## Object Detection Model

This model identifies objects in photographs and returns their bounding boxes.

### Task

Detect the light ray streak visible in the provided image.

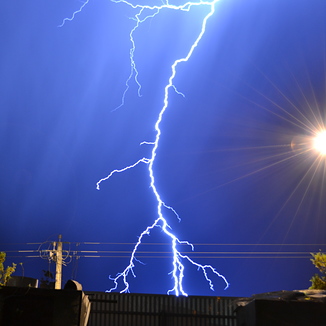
[230,64,325,136]
[253,67,318,134]
[282,155,325,241]
[288,68,324,132]
[62,0,229,296]
[192,145,314,198]
[242,83,316,135]
[221,144,308,174]
[258,155,322,240]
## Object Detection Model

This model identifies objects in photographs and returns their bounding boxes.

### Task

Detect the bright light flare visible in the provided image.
[313,130,326,155]
[291,129,326,157]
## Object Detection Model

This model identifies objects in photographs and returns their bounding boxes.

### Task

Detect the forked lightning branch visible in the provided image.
[60,0,229,296]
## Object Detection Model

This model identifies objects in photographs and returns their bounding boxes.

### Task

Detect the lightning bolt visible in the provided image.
[61,0,229,296]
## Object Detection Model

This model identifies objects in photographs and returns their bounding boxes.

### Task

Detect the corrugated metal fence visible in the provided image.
[85,292,238,326]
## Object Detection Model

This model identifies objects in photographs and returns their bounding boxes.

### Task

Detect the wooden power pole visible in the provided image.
[55,234,63,289]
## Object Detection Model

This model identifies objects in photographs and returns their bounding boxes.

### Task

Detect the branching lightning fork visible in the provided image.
[61,0,229,296]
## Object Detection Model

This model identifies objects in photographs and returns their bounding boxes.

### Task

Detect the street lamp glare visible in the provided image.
[313,130,326,155]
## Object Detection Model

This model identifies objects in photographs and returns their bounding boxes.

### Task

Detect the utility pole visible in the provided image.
[54,234,63,289]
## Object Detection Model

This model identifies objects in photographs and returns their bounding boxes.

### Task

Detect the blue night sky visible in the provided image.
[1,0,326,297]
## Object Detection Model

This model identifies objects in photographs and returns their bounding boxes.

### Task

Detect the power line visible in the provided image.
[2,242,326,246]
[2,241,324,261]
